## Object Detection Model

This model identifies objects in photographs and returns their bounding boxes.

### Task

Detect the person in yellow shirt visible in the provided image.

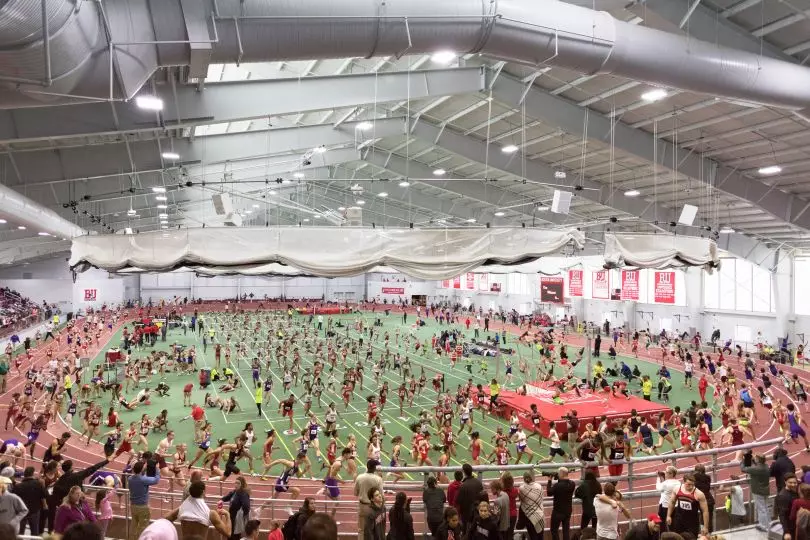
[641,375,653,401]
[254,385,263,417]
[64,373,73,399]
[489,379,501,412]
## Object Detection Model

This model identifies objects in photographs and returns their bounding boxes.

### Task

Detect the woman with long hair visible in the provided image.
[222,475,251,540]
[387,491,414,540]
[54,486,96,535]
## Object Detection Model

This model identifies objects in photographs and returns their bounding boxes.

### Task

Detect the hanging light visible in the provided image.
[501,145,519,154]
[624,189,641,197]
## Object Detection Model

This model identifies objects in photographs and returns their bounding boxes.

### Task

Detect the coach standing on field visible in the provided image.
[354,460,383,538]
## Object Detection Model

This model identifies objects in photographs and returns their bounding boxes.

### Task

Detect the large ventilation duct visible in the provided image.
[0,182,86,239]
[1,0,810,112]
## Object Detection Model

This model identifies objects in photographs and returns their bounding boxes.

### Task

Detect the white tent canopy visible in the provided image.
[603,234,720,270]
[70,227,586,280]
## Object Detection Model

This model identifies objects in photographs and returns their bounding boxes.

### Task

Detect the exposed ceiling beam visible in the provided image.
[1,119,404,187]
[0,68,483,146]
[408,118,777,266]
[489,73,810,235]
[361,148,568,226]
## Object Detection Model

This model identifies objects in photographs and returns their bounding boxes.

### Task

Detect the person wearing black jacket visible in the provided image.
[548,467,576,540]
[467,499,499,540]
[771,448,796,493]
[575,471,602,530]
[435,507,463,540]
[12,467,47,536]
[455,463,484,529]
[47,458,108,533]
[387,492,414,540]
[692,464,715,532]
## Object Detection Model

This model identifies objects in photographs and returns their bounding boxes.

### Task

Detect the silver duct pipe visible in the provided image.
[208,0,810,110]
[0,182,86,239]
[1,0,810,112]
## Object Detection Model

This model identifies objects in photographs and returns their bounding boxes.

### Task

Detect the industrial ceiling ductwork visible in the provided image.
[1,0,810,113]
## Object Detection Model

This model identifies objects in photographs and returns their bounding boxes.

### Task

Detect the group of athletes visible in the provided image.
[5,302,810,509]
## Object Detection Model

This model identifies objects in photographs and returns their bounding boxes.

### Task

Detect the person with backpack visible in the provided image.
[387,492,414,540]
[363,487,387,540]
[282,497,316,540]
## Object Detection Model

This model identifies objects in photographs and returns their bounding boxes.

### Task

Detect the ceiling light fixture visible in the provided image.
[641,88,668,102]
[161,225,168,229]
[719,225,736,234]
[38,232,50,236]
[494,211,505,217]
[624,189,641,197]
[431,50,457,64]
[161,152,180,160]
[303,218,310,222]
[466,218,477,223]
[151,187,166,193]
[293,172,305,179]
[252,204,260,208]
[338,206,346,211]
[157,204,167,209]
[399,181,410,187]
[433,168,446,176]
[155,195,167,201]
[536,205,548,212]
[554,170,567,179]
[378,192,388,198]
[313,146,327,154]
[355,122,373,131]
[0,219,6,224]
[244,210,252,214]
[17,225,26,230]
[501,144,519,154]
[357,200,366,205]
[269,190,277,195]
[135,95,163,111]
[758,165,782,175]
[127,209,137,216]
[282,179,292,184]
[158,213,168,218]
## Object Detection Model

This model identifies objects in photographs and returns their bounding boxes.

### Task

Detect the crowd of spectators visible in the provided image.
[0,288,46,334]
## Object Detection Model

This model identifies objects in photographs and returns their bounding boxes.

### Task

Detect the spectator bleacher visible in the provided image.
[0,287,49,337]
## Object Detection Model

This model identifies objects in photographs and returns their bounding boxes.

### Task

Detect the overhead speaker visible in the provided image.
[678,204,698,226]
[224,212,242,227]
[212,193,233,216]
[551,190,572,215]
[344,207,362,226]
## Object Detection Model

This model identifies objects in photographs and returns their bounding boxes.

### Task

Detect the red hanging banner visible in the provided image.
[381,287,405,295]
[592,270,610,299]
[654,271,676,304]
[466,273,475,289]
[621,270,640,301]
[540,276,565,304]
[453,276,461,289]
[441,280,450,289]
[568,269,583,297]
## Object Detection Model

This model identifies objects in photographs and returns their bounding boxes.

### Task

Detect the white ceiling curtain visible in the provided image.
[70,227,585,280]
[603,234,720,270]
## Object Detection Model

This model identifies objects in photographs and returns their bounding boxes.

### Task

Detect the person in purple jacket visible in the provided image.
[54,486,95,535]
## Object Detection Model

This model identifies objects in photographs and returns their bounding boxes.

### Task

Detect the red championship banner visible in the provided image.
[381,287,404,295]
[592,270,610,299]
[621,270,640,301]
[441,280,450,289]
[466,273,475,289]
[654,271,676,304]
[568,269,583,297]
[84,289,97,301]
[453,276,461,289]
[540,276,565,304]
[478,273,489,291]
